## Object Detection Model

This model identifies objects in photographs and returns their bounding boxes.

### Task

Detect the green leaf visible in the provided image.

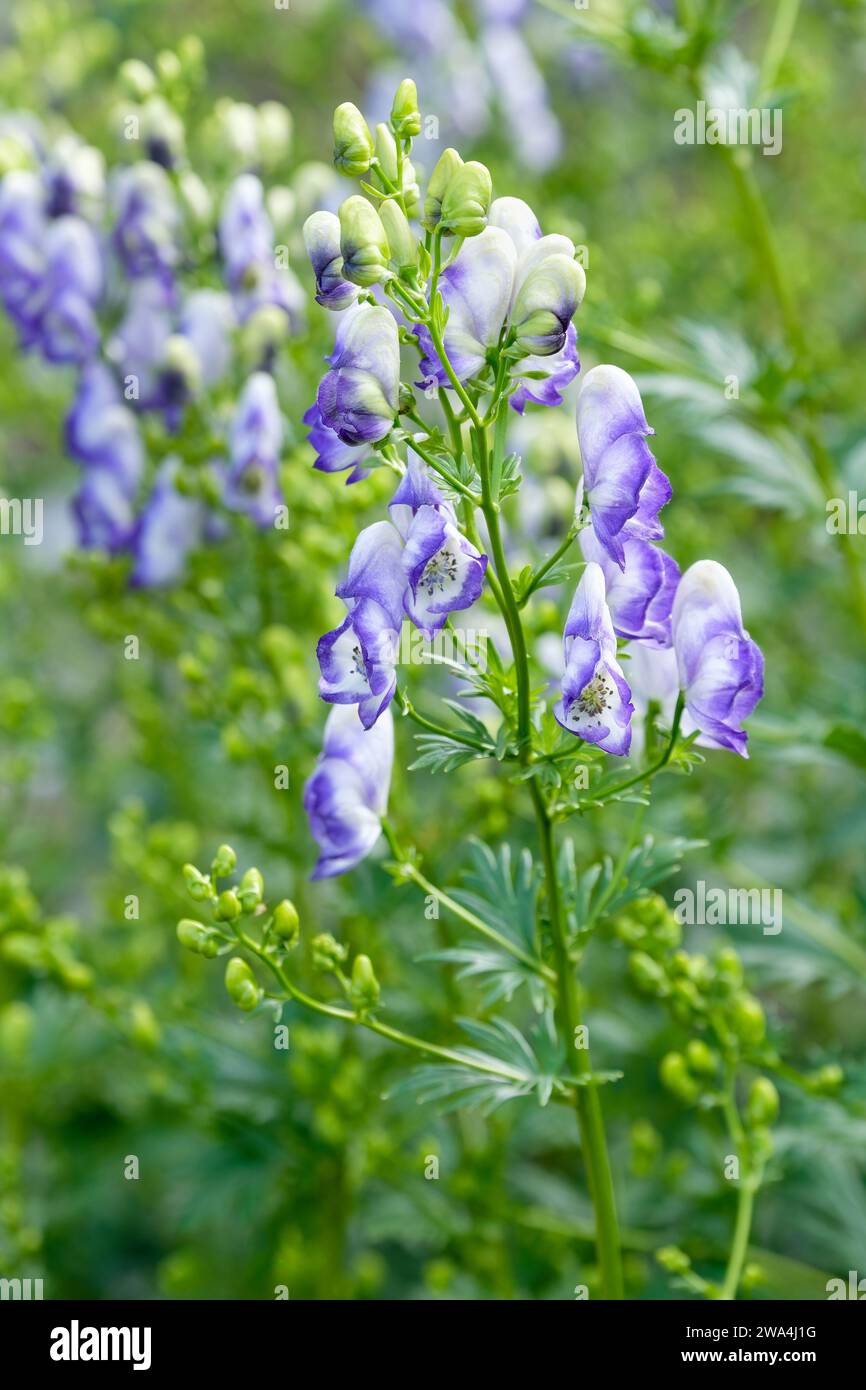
[824,723,866,772]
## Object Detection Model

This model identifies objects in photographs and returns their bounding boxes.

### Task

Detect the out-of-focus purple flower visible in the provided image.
[219,173,304,327]
[180,288,235,388]
[316,302,399,447]
[224,371,284,527]
[38,216,103,363]
[580,526,679,648]
[72,468,137,553]
[554,561,633,755]
[304,702,394,879]
[303,210,359,310]
[65,362,144,492]
[111,162,180,282]
[129,459,207,588]
[480,23,562,173]
[672,560,764,758]
[318,521,405,729]
[43,135,105,220]
[577,364,671,570]
[389,453,487,636]
[303,401,374,484]
[416,199,584,408]
[0,171,46,337]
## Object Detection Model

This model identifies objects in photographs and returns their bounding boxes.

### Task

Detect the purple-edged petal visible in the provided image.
[335,519,406,630]
[303,703,393,879]
[510,322,580,413]
[303,401,372,483]
[580,527,679,647]
[555,561,633,755]
[672,560,764,758]
[401,503,487,636]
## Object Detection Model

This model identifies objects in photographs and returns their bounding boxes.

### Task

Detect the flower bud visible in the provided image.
[656,1245,691,1276]
[215,889,242,923]
[339,195,391,286]
[119,59,157,101]
[211,844,237,878]
[177,918,220,958]
[685,1039,717,1077]
[183,863,212,902]
[391,79,421,138]
[225,956,262,1011]
[379,200,416,271]
[272,899,300,946]
[806,1063,844,1096]
[163,333,202,396]
[311,932,348,972]
[714,946,743,993]
[303,209,357,310]
[512,255,586,355]
[746,1077,779,1128]
[730,993,766,1047]
[628,950,668,996]
[333,102,374,177]
[660,1050,699,1103]
[238,867,264,913]
[350,954,380,1010]
[439,160,492,238]
[422,148,463,231]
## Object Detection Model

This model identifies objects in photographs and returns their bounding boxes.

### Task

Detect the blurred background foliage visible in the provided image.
[0,0,865,1299]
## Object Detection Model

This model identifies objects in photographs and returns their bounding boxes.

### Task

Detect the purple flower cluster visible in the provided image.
[555,364,763,757]
[416,196,585,413]
[0,121,305,584]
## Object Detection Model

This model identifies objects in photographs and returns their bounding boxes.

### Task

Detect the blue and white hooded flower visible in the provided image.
[554,560,634,755]
[304,702,394,879]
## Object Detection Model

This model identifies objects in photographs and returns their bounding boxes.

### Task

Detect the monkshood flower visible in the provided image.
[338,195,391,287]
[577,364,671,570]
[129,460,207,588]
[554,561,634,755]
[111,161,181,282]
[388,453,487,636]
[317,521,406,729]
[224,372,284,527]
[315,301,400,447]
[0,171,45,335]
[416,197,584,408]
[672,560,764,758]
[623,641,680,759]
[303,702,394,879]
[219,174,304,327]
[580,526,679,648]
[302,401,374,485]
[72,468,137,554]
[302,210,358,310]
[42,135,105,220]
[65,362,144,495]
[37,216,103,364]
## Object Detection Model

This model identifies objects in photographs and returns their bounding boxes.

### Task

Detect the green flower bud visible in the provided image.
[311,933,348,972]
[741,1263,766,1293]
[671,978,705,1021]
[614,914,647,947]
[439,160,492,238]
[183,863,212,902]
[628,950,668,996]
[177,918,220,958]
[660,1051,699,1103]
[128,1000,161,1050]
[339,195,391,286]
[422,147,463,231]
[714,946,744,993]
[350,954,380,1010]
[398,383,417,414]
[730,993,766,1047]
[656,1245,691,1276]
[806,1063,844,1096]
[685,1039,718,1077]
[272,899,300,946]
[379,199,417,271]
[225,956,262,1012]
[257,101,292,167]
[0,1002,34,1060]
[333,102,374,176]
[118,59,157,101]
[746,1077,779,1128]
[238,867,265,914]
[211,844,237,879]
[391,79,421,138]
[215,889,242,923]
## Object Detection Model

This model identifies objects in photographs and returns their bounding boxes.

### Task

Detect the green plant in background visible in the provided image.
[0,0,864,1302]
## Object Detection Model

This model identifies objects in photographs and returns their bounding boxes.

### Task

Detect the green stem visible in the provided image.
[591,692,685,804]
[530,781,624,1298]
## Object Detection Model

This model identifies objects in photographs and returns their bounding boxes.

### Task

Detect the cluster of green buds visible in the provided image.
[311,933,381,1014]
[318,78,492,306]
[177,845,301,1014]
[0,863,93,992]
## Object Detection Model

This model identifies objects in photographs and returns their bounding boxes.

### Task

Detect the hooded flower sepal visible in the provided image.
[302,210,358,310]
[554,562,634,756]
[303,703,394,879]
